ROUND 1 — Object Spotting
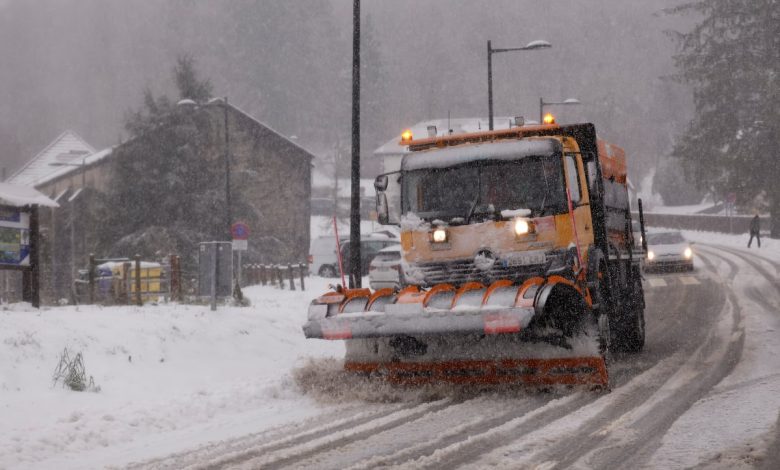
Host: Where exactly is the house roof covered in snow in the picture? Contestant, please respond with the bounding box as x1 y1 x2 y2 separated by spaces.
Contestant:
6 131 96 188
0 182 59 207
373 117 530 157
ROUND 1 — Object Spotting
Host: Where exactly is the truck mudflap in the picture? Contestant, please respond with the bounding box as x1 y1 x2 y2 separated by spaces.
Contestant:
302 277 608 388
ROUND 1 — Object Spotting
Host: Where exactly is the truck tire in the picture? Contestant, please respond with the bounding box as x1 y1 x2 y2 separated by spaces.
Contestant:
613 275 645 353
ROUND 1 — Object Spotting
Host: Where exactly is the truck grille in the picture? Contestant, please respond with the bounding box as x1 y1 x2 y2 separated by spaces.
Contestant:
415 253 563 286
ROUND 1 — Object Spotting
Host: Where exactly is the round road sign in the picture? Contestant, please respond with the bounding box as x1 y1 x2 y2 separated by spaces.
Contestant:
231 222 250 240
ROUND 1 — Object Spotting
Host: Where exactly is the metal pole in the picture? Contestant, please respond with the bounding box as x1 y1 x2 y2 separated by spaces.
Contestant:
81 156 86 272
539 97 544 124
349 0 362 288
224 98 232 241
487 40 494 131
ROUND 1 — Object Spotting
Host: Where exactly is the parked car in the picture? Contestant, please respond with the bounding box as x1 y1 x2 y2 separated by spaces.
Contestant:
644 230 694 272
369 244 403 290
310 233 398 278
309 235 345 277
339 237 398 277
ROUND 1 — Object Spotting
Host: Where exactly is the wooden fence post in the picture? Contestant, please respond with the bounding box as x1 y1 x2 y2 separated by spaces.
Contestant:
134 254 142 306
288 264 295 291
260 265 267 285
299 262 305 291
88 253 96 304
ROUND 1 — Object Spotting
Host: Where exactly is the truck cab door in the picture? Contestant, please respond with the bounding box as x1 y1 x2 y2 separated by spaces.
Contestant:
563 154 595 251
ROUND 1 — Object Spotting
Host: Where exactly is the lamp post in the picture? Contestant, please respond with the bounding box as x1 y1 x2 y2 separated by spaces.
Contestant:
487 39 551 131
203 97 232 240
539 97 581 124
349 0 361 288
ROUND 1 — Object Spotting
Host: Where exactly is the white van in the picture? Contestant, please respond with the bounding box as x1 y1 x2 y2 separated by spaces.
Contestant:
309 235 344 277
309 233 398 278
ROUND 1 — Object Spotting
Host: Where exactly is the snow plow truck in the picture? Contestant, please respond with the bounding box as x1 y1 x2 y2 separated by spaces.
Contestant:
303 121 647 388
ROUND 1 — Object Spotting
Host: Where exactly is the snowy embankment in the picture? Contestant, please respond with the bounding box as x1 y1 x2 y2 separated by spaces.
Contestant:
0 278 343 469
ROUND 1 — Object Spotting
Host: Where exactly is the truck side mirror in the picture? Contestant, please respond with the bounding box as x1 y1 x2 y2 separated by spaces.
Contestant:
377 193 389 225
374 175 388 192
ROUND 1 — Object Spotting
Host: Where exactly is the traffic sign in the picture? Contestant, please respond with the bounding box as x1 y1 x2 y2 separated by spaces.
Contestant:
232 239 248 251
231 222 250 240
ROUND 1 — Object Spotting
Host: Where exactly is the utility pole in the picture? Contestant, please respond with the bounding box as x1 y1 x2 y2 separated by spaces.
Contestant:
349 0 362 288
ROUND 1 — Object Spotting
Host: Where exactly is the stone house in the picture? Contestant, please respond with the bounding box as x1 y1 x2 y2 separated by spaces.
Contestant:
7 102 314 303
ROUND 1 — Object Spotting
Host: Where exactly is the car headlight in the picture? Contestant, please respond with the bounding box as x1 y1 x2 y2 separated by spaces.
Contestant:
432 228 448 243
514 218 531 236
684 247 693 259
647 250 655 260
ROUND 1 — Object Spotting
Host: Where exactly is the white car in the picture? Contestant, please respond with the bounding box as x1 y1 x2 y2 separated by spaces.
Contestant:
368 244 403 290
644 230 694 272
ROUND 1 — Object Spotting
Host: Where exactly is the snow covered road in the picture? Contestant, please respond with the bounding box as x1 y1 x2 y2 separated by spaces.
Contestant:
122 244 780 470
3 241 779 469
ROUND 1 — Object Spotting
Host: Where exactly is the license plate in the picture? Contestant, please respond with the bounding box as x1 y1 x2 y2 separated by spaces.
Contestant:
505 252 546 266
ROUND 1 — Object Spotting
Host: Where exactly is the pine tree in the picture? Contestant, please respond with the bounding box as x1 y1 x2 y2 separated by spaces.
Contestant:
98 57 228 267
668 0 780 236
174 54 213 103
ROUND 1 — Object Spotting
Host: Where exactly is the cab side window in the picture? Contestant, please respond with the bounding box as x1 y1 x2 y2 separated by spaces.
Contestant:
565 155 581 204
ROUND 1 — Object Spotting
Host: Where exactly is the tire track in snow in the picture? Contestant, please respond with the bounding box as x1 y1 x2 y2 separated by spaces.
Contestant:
130 402 411 469
459 252 742 469
562 249 745 469
206 398 456 469
280 394 547 470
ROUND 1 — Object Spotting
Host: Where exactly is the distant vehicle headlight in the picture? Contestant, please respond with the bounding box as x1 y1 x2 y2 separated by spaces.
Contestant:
514 218 530 236
684 247 693 259
432 228 448 243
647 250 655 260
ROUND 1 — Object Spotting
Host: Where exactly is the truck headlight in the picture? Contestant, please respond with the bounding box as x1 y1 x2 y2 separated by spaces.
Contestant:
432 228 448 243
684 247 693 259
514 218 530 236
647 250 655 260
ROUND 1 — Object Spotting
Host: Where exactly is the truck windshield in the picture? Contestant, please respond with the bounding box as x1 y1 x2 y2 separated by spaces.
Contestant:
402 155 567 221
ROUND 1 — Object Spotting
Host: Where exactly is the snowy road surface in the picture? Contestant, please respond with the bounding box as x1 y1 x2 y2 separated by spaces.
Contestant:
125 243 780 470
2 239 780 469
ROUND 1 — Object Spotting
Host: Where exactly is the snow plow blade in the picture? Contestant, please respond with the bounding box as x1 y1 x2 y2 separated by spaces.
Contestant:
303 279 608 388
345 357 608 387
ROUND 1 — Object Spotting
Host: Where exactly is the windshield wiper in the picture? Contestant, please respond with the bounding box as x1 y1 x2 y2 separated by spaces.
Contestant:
464 196 480 224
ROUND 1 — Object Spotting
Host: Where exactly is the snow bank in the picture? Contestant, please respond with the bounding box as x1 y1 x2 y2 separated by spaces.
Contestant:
0 279 342 469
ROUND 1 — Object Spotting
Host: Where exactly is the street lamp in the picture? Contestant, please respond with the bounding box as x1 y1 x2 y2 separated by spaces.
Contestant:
195 97 233 240
487 39 551 131
539 97 581 124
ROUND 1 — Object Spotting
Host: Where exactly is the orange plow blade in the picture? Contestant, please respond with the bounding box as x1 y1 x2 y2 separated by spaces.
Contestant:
345 356 608 387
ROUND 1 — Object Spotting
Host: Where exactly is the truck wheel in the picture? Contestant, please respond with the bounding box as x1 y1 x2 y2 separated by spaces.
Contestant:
319 265 338 278
613 277 645 353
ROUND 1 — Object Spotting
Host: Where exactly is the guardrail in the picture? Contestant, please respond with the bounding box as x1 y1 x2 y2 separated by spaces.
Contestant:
633 212 771 235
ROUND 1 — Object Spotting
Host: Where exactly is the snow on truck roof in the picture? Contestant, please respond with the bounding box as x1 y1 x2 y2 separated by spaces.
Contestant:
401 138 560 171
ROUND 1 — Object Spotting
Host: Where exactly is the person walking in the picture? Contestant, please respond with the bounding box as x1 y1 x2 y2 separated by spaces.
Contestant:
748 214 761 248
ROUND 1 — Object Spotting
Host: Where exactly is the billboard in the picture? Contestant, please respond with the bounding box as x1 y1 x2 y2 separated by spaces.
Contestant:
0 207 31 267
